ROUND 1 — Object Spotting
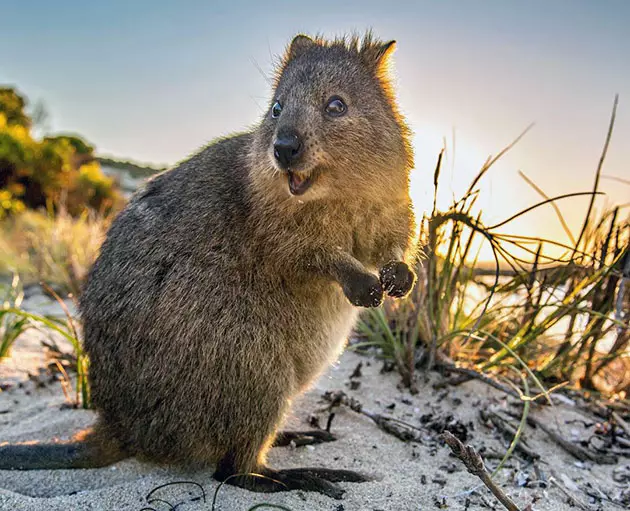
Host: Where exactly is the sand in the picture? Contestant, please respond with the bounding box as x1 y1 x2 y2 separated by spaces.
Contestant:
0 290 627 510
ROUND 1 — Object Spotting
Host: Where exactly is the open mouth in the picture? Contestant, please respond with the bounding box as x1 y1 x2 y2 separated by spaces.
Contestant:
287 170 313 196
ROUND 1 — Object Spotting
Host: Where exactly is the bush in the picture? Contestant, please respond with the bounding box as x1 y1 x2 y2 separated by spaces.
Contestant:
0 87 123 217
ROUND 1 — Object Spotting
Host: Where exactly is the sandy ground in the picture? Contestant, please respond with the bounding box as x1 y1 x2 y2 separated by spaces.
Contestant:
0 290 628 510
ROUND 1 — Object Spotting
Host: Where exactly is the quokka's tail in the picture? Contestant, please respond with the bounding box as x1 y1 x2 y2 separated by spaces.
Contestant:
0 430 128 470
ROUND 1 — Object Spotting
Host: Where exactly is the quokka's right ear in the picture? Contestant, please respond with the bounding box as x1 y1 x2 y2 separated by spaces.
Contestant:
287 34 317 60
360 40 397 72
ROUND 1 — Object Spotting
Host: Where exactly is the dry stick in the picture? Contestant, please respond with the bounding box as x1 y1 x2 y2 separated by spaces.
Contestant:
526 414 618 464
438 362 522 400
325 412 335 433
480 409 540 460
441 431 521 511
612 411 630 439
321 391 427 443
615 436 630 448
548 477 590 511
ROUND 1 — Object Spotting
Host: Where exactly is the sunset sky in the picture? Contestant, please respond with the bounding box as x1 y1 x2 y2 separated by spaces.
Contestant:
2 0 629 259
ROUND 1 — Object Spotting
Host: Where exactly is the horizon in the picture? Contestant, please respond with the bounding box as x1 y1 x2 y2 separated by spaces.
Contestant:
2 0 629 261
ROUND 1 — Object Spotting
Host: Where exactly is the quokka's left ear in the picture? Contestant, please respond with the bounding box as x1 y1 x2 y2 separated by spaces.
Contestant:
286 34 317 61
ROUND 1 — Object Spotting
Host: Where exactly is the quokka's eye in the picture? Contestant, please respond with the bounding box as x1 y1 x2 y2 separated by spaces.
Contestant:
271 101 282 119
325 96 347 117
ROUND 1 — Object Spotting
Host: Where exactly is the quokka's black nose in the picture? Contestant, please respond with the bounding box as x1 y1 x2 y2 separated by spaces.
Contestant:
273 133 303 168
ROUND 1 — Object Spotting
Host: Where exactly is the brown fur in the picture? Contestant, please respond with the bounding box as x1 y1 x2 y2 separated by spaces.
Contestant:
0 33 416 496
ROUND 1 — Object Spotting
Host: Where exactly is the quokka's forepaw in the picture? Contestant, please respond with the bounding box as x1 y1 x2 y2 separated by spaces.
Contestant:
379 261 416 298
343 273 383 308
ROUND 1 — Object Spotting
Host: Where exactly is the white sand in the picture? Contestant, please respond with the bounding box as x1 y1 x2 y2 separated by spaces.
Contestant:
0 293 626 510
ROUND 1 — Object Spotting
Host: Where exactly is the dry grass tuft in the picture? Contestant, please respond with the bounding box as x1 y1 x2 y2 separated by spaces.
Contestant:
357 96 629 400
0 206 112 295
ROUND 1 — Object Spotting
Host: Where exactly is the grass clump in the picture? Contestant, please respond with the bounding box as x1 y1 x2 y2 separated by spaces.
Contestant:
0 274 30 358
0 278 90 408
357 96 629 399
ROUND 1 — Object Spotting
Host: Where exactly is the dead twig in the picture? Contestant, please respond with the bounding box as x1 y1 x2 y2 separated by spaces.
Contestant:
436 352 522 399
548 476 590 511
527 414 617 464
436 358 522 401
321 391 427 443
480 409 539 460
612 411 630 439
441 431 521 511
325 412 335 433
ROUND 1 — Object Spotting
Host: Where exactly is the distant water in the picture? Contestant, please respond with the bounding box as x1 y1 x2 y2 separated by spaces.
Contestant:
99 165 148 197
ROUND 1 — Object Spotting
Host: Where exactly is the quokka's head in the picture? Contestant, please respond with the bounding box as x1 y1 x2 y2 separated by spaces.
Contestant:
251 33 413 202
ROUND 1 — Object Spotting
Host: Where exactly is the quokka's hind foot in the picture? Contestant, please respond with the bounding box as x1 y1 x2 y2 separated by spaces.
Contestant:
213 471 292 495
214 467 343 500
278 467 369 483
273 430 336 447
213 464 369 500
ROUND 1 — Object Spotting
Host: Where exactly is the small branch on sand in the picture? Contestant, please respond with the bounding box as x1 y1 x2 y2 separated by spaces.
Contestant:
548 476 590 511
612 411 630 439
441 431 522 511
526 414 618 464
480 409 540 460
436 363 522 401
325 412 336 433
321 391 427 443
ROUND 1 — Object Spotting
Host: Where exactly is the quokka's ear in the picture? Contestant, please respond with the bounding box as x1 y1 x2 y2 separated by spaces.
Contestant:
287 34 317 60
361 40 396 71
